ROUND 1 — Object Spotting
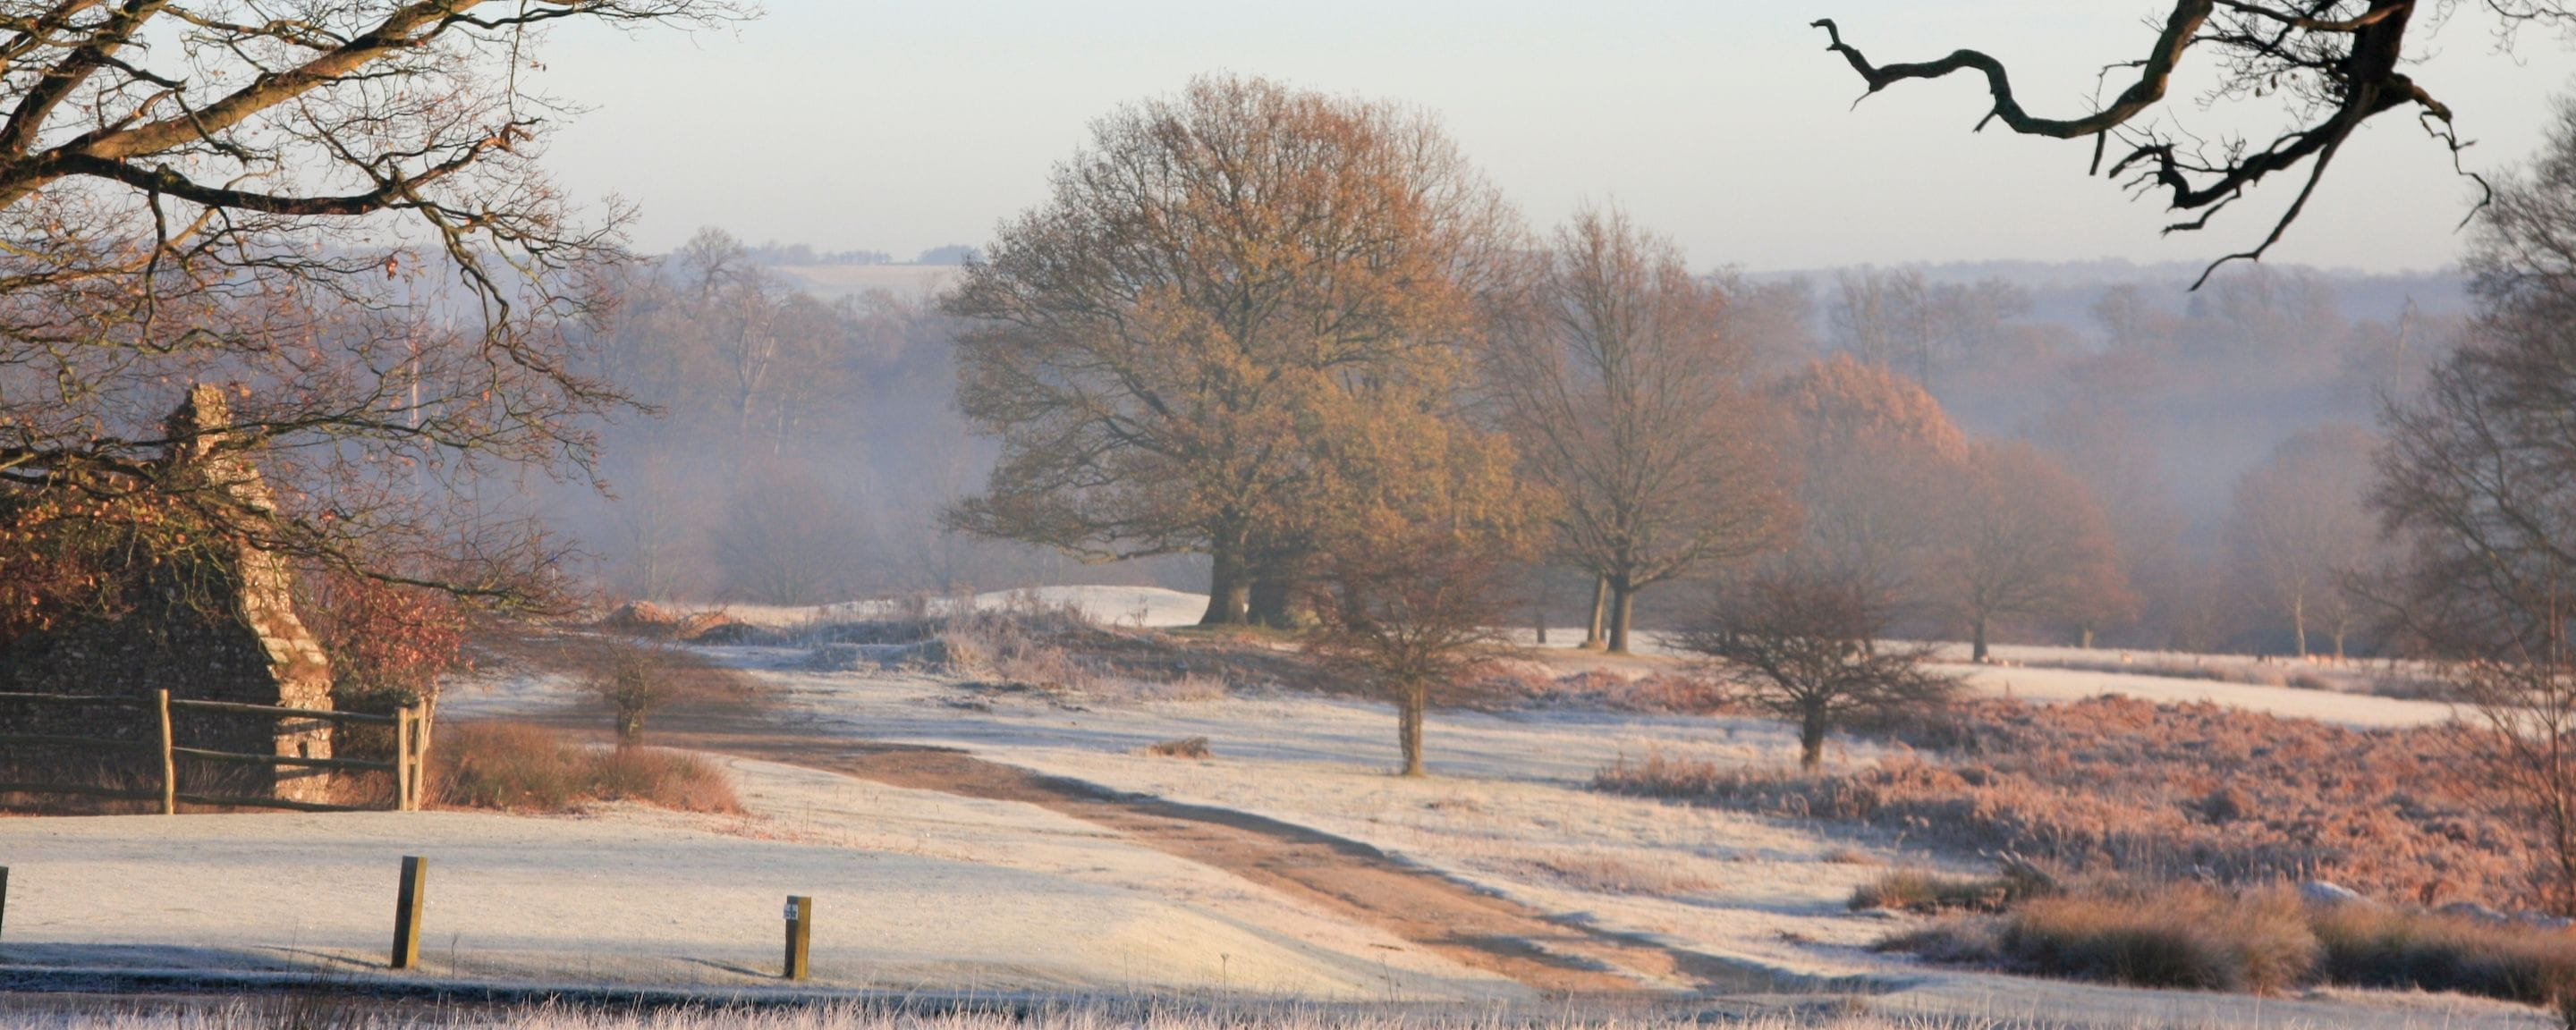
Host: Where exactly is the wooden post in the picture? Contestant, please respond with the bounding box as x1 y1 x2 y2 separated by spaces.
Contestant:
783 895 811 981
391 856 427 969
393 708 414 813
1 865 10 945
154 689 175 815
409 704 430 810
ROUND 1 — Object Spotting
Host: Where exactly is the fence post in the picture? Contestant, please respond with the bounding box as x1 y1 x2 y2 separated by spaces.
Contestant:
406 704 428 811
783 895 811 981
1 865 10 945
393 708 414 813
391 856 427 969
154 690 175 815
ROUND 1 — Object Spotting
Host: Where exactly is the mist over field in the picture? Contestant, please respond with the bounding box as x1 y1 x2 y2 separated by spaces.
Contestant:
544 241 2454 659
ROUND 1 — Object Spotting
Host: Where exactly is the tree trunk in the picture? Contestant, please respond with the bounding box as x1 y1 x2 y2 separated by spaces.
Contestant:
2080 626 2096 650
1397 684 1427 777
2334 626 2347 662
1800 708 1827 771
1534 604 1547 646
1199 537 1250 626
2292 595 2309 658
1971 615 1990 663
1580 575 1608 650
1606 578 1636 654
1248 573 1293 628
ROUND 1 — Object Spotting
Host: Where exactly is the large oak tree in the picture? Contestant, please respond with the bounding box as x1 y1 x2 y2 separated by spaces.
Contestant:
944 75 1515 625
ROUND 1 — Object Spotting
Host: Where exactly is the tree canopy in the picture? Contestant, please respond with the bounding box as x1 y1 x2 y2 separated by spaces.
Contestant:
944 74 1517 625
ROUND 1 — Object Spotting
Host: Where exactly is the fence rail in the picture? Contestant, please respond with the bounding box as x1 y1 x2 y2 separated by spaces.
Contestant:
0 690 425 814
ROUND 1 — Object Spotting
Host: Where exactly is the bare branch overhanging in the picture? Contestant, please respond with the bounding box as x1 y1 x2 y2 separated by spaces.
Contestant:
1809 2 2567 287
0 0 743 604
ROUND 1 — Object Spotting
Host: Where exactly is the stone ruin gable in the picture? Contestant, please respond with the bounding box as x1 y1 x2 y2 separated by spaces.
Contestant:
0 384 336 804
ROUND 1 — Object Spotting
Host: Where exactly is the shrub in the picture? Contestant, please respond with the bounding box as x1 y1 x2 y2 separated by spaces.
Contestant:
435 722 582 811
588 746 742 813
433 722 741 815
587 649 675 744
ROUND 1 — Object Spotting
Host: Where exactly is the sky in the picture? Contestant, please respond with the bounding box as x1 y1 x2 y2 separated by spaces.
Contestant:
531 1 2576 274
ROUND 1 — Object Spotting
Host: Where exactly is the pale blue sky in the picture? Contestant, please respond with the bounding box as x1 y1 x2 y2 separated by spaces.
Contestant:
533 2 2576 273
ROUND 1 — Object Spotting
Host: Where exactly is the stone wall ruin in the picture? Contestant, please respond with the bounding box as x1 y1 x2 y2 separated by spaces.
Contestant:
0 384 336 804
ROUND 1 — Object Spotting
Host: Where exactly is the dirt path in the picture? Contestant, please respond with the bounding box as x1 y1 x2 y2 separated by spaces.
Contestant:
614 703 1794 999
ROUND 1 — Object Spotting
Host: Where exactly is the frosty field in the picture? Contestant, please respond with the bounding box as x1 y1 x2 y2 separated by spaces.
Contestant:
0 587 2544 1027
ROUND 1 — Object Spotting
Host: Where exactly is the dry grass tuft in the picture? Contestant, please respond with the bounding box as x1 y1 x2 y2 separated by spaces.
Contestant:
1884 884 2318 994
2309 901 2576 1008
1142 736 1214 759
432 721 741 815
1885 880 2576 1010
1851 870 2022 914
1468 666 1737 714
2004 887 2319 994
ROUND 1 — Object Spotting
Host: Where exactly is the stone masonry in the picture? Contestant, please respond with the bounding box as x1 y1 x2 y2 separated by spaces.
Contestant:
0 384 335 803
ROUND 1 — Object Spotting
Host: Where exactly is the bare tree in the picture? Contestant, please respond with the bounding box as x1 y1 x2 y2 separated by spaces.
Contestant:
2371 94 2576 914
943 75 1514 626
1935 440 2131 663
1307 532 1518 778
606 451 711 601
1680 565 1956 771
0 0 740 608
1829 267 1934 378
1487 206 1795 654
1808 3 2576 283
1829 268 2029 390
667 230 845 452
2227 424 2380 658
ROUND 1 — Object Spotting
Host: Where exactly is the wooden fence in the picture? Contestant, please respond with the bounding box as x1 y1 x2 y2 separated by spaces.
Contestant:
0 690 426 813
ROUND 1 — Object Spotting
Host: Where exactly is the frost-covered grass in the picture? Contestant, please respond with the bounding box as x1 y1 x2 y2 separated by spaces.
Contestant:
0 999 2215 1030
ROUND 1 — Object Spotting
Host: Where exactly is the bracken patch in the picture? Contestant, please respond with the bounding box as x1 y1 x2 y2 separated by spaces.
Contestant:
1596 696 2541 909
